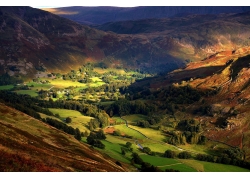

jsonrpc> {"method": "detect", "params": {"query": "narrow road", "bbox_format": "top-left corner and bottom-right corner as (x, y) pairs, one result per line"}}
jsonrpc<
(48, 86), (54, 91)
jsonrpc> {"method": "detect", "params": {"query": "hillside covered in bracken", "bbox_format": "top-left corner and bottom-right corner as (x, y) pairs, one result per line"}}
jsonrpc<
(0, 103), (126, 172)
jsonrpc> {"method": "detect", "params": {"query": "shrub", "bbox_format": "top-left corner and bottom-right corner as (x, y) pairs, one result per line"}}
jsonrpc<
(65, 117), (72, 123)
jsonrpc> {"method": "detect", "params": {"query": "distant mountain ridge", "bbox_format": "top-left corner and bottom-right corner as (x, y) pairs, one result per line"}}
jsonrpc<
(1, 6), (250, 78)
(42, 6), (250, 25)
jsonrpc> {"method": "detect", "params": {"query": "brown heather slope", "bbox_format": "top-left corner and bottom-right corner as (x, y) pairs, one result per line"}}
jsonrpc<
(0, 103), (126, 172)
(173, 49), (250, 160)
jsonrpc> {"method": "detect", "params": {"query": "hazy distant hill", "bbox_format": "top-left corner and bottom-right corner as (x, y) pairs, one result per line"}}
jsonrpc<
(42, 6), (250, 25)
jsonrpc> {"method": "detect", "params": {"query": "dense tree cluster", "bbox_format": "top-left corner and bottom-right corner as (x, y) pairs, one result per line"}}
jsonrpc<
(163, 119), (206, 145)
(107, 99), (157, 116)
(86, 130), (106, 149)
(195, 148), (250, 170)
(0, 73), (23, 85)
(43, 117), (77, 136)
(178, 151), (192, 159)
(195, 154), (214, 162)
(163, 150), (176, 158)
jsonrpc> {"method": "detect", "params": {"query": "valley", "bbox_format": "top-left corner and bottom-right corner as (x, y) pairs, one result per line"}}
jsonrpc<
(1, 6), (250, 172)
(2, 52), (250, 171)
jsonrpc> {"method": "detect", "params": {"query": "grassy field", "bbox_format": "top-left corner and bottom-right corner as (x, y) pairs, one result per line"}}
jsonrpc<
(129, 125), (166, 142)
(47, 79), (87, 88)
(48, 108), (83, 118)
(112, 116), (126, 124)
(122, 114), (148, 124)
(140, 154), (179, 166)
(141, 140), (180, 152)
(114, 125), (146, 140)
(15, 90), (38, 97)
(26, 82), (52, 90)
(90, 77), (103, 82)
(140, 154), (197, 172)
(48, 108), (92, 132)
(0, 85), (14, 90)
(100, 136), (132, 163)
(179, 159), (250, 172)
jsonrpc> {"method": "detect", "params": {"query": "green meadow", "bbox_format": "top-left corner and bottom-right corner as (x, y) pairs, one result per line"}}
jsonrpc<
(48, 108), (92, 132)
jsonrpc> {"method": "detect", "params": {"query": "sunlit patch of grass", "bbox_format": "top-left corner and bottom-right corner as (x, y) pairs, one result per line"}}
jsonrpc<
(48, 79), (87, 88)
(69, 116), (92, 133)
(128, 125), (166, 142)
(141, 140), (179, 152)
(114, 125), (146, 140)
(48, 108), (92, 133)
(112, 116), (126, 124)
(48, 108), (83, 118)
(90, 77), (102, 82)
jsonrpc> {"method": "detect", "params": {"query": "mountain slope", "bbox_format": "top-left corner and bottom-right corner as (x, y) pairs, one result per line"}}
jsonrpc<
(95, 12), (250, 60)
(2, 7), (250, 78)
(0, 6), (186, 77)
(0, 102), (126, 172)
(129, 47), (250, 160)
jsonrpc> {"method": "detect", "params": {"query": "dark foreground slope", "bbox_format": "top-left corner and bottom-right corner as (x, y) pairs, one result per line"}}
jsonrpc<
(0, 103), (126, 172)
